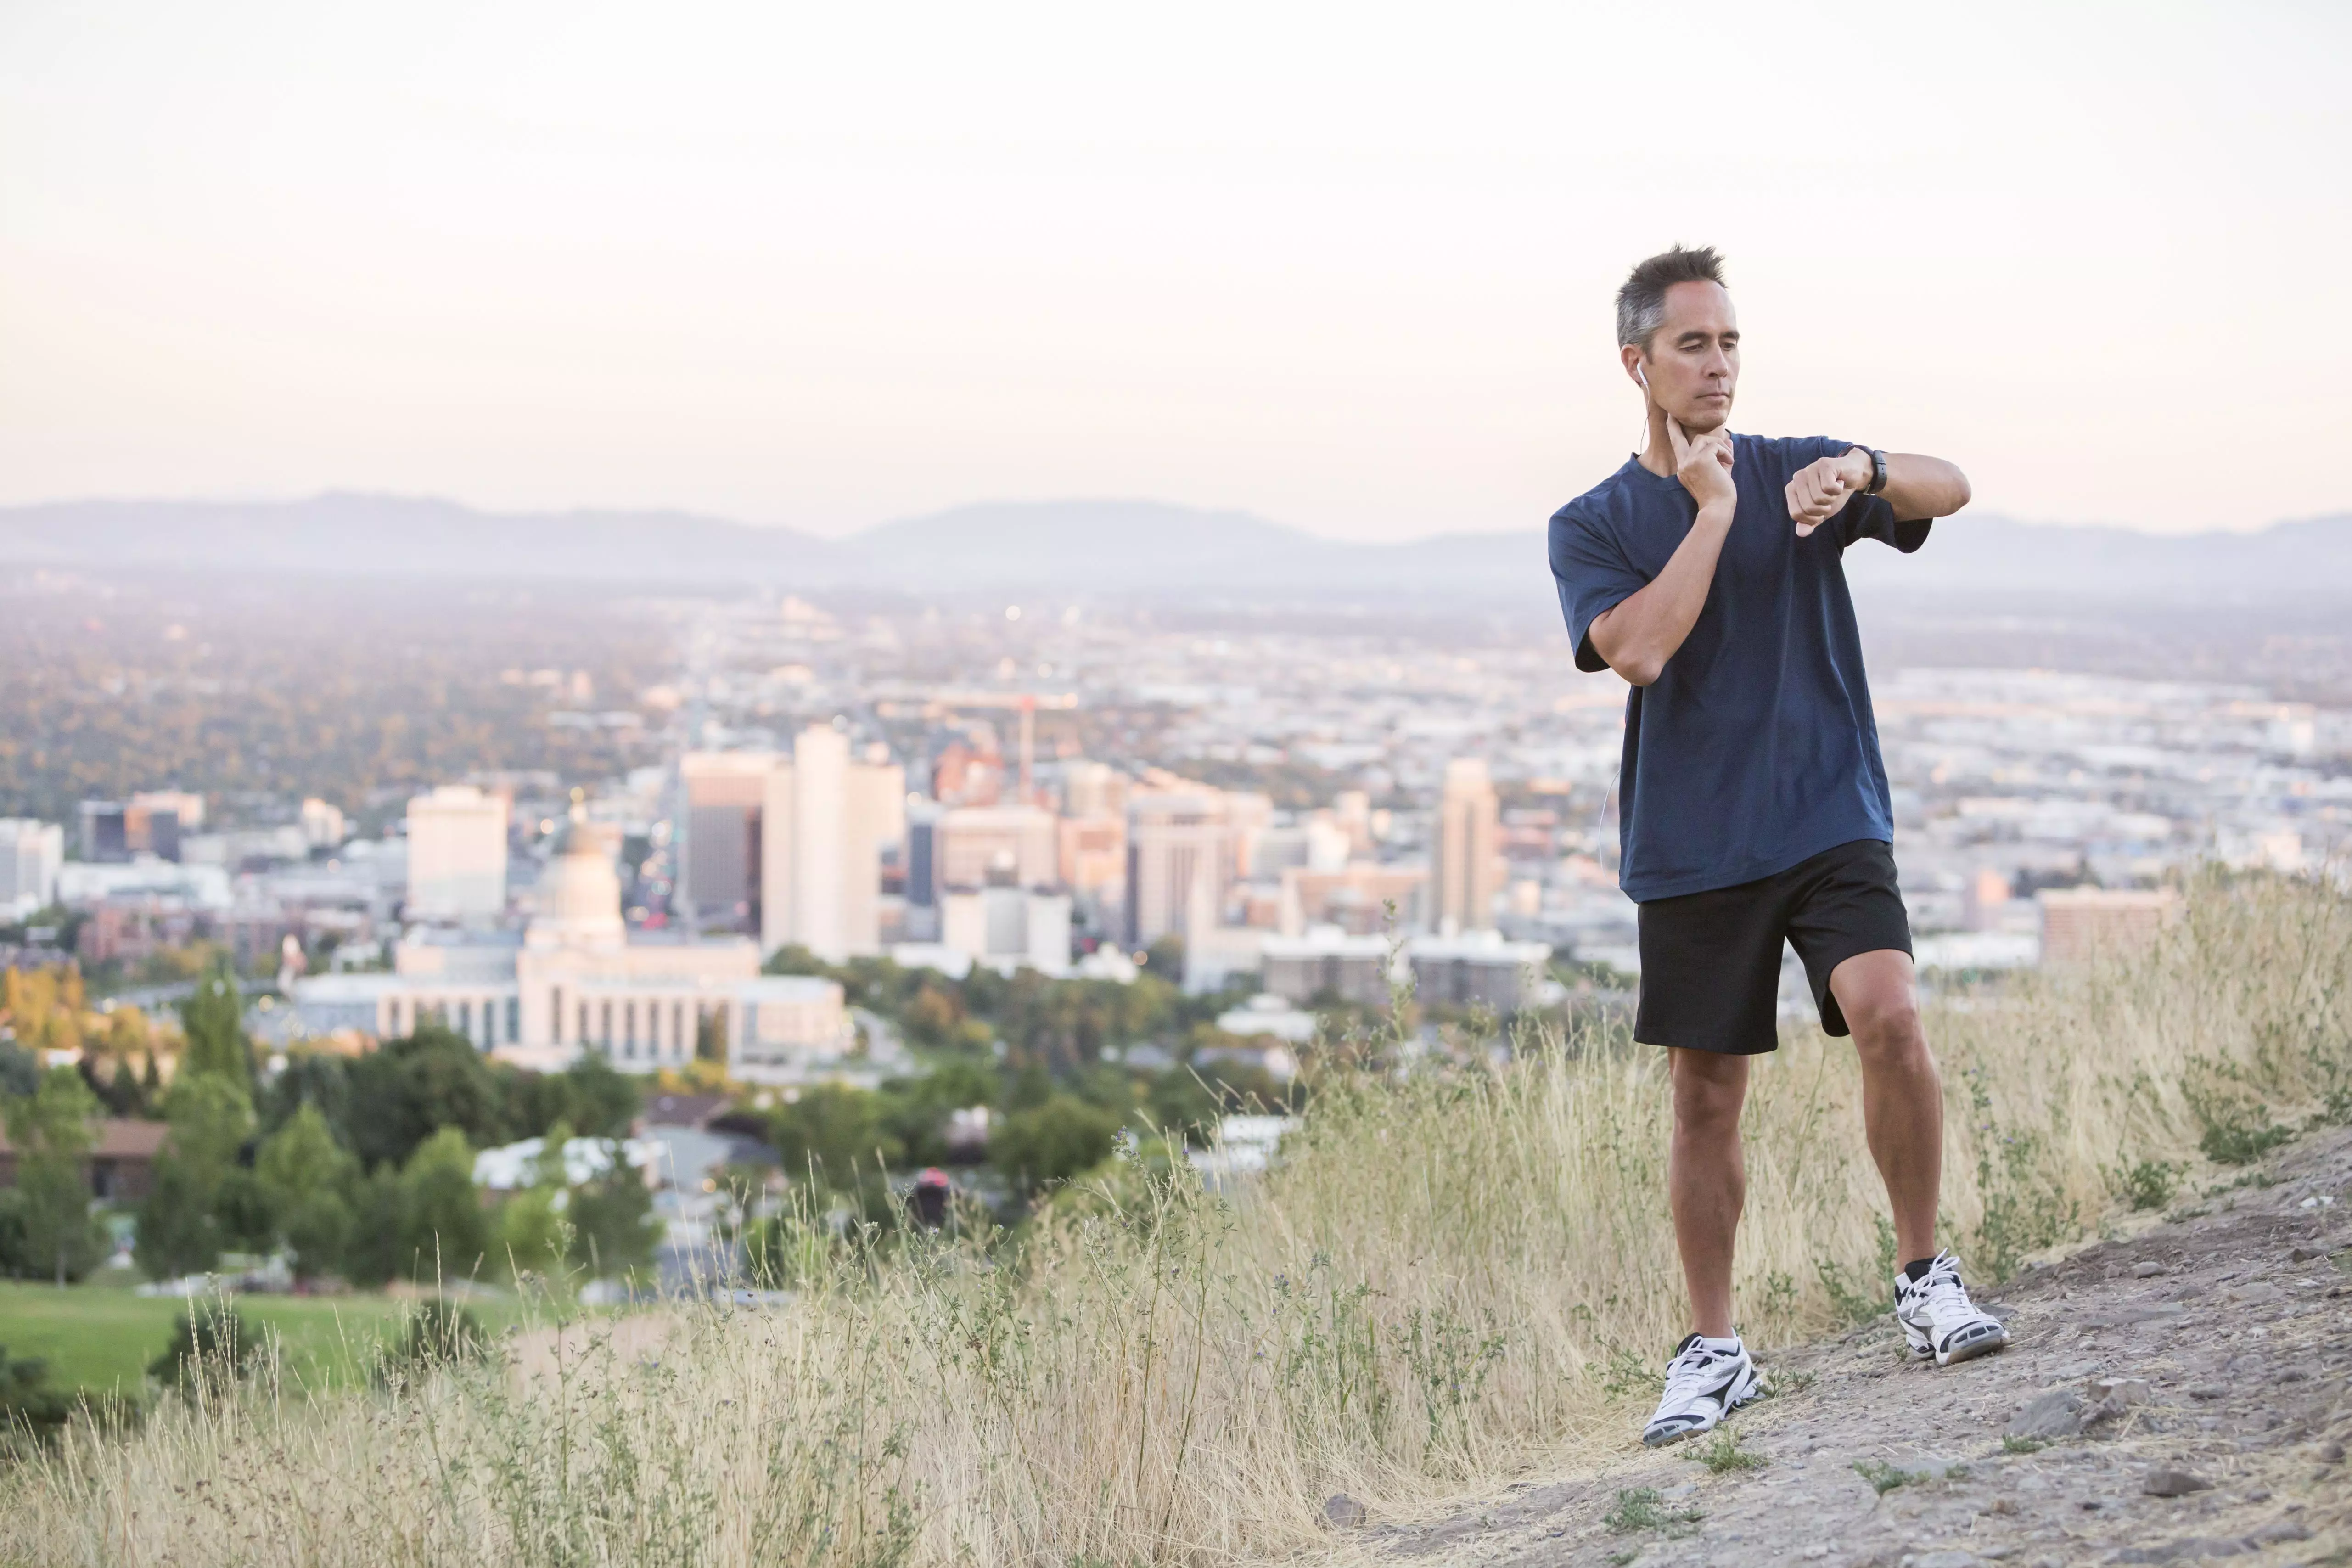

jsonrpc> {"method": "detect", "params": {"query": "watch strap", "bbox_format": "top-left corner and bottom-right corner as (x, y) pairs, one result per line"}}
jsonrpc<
(1865, 447), (1888, 495)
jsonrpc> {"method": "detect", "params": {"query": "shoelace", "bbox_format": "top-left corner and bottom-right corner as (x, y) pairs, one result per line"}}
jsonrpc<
(1909, 1251), (1971, 1312)
(1663, 1343), (1735, 1394)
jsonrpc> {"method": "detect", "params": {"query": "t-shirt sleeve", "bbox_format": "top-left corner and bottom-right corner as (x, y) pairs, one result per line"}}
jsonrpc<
(1794, 436), (1933, 554)
(1549, 505), (1649, 674)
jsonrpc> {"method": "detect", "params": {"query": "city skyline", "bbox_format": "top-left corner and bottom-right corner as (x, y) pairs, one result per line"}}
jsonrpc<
(5, 4), (2348, 542)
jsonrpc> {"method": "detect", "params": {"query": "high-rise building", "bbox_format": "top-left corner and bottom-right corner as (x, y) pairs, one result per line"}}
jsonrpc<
(679, 752), (773, 932)
(79, 792), (202, 864)
(940, 886), (1072, 976)
(1125, 793), (1230, 947)
(934, 806), (1059, 899)
(300, 798), (346, 851)
(0, 819), (64, 914)
(1061, 759), (1125, 819)
(1429, 759), (1501, 935)
(684, 727), (902, 963)
(405, 785), (511, 923)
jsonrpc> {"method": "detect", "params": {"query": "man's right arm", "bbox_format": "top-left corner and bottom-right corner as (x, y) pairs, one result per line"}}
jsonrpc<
(1589, 424), (1735, 687)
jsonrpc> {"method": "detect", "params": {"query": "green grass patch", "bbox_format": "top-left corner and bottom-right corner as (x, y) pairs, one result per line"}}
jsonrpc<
(1603, 1486), (1702, 1536)
(2001, 1435), (2045, 1454)
(0, 1281), (524, 1394)
(1682, 1428), (1768, 1474)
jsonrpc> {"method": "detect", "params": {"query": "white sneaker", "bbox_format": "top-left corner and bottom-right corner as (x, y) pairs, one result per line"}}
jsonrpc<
(1894, 1250), (2009, 1366)
(1641, 1332), (1759, 1448)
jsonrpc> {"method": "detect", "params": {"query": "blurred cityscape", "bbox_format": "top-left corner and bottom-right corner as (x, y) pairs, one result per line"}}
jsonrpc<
(5, 565), (2346, 1053)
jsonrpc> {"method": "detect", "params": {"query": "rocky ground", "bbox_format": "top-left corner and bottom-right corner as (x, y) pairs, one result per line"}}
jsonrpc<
(1344, 1124), (2352, 1567)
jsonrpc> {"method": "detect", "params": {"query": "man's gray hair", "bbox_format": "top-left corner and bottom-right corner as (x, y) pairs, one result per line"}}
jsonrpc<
(1616, 245), (1727, 351)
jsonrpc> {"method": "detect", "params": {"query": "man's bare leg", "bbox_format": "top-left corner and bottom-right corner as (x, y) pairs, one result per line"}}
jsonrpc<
(1667, 1046), (1750, 1338)
(1829, 948), (1941, 1266)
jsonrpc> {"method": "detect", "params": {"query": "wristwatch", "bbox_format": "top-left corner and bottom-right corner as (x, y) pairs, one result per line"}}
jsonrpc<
(1863, 447), (1888, 495)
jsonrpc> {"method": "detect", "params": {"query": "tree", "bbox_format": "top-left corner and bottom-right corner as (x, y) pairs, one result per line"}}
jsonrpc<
(149, 1301), (261, 1395)
(178, 963), (252, 1089)
(991, 1095), (1122, 1193)
(566, 1166), (657, 1281)
(258, 1051), (350, 1140)
(254, 1104), (359, 1281)
(0, 1040), (38, 1100)
(339, 1168), (403, 1288)
(497, 1185), (567, 1282)
(133, 1075), (254, 1281)
(394, 1128), (488, 1284)
(3, 1070), (106, 1284)
(342, 1026), (507, 1172)
(769, 1084), (902, 1189)
(504, 1058), (639, 1141)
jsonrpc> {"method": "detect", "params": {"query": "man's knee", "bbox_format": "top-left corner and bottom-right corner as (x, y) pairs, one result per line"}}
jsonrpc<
(1845, 988), (1928, 1060)
(1670, 1050), (1747, 1132)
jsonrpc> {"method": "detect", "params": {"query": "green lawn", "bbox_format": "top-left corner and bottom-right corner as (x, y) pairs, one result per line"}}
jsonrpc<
(0, 1278), (526, 1394)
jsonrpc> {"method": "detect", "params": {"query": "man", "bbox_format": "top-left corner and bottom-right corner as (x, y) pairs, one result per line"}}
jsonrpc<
(1548, 246), (2008, 1449)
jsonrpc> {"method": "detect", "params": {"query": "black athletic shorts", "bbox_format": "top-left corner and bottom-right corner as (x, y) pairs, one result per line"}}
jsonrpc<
(1633, 838), (1912, 1056)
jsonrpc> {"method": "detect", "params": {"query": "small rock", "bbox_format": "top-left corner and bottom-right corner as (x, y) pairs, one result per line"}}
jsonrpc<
(2188, 1384), (2228, 1400)
(1322, 1493), (1367, 1529)
(2240, 1486), (2271, 1503)
(1659, 1481), (1696, 1499)
(2133, 1261), (2167, 1278)
(2008, 1389), (2086, 1440)
(2288, 1245), (2322, 1262)
(2317, 1439), (2346, 1463)
(1908, 1552), (1982, 1568)
(2087, 1377), (2151, 1406)
(2141, 1467), (2213, 1497)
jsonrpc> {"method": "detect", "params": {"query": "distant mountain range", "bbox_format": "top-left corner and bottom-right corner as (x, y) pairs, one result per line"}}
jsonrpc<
(2, 491), (2346, 606)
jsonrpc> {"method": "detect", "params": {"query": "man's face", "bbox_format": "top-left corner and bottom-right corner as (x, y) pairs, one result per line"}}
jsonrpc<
(1624, 280), (1739, 433)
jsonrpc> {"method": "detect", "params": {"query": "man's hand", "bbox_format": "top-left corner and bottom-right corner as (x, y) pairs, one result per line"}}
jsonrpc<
(1785, 449), (1873, 536)
(1668, 418), (1736, 513)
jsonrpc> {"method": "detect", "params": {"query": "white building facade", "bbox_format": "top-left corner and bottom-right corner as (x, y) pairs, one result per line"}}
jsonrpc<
(404, 785), (510, 923)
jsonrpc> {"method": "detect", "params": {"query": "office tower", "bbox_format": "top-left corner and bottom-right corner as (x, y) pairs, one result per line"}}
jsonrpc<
(680, 752), (773, 932)
(1333, 790), (1374, 857)
(300, 797), (347, 850)
(79, 802), (129, 863)
(79, 793), (200, 864)
(132, 790), (205, 833)
(745, 725), (905, 963)
(1061, 759), (1124, 818)
(405, 785), (511, 923)
(0, 819), (64, 910)
(1124, 793), (1230, 947)
(1429, 759), (1500, 935)
(1225, 792), (1274, 878)
(1056, 813), (1125, 903)
(904, 802), (941, 909)
(935, 806), (1060, 899)
(940, 886), (1072, 976)
(790, 725), (847, 959)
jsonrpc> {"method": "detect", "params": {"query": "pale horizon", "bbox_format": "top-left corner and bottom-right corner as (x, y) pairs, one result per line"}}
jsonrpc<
(5, 1), (2347, 543)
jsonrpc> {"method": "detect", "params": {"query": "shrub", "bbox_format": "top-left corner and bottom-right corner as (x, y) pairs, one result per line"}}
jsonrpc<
(147, 1301), (261, 1395)
(376, 1300), (487, 1385)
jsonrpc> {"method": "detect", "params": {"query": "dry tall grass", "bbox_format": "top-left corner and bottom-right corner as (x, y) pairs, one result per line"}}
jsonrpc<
(5, 871), (2346, 1566)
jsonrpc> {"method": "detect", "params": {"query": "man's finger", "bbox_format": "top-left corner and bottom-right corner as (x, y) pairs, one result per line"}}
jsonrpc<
(1666, 419), (1692, 464)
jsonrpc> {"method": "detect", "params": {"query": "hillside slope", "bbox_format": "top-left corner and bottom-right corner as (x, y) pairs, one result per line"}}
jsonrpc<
(1353, 1128), (2352, 1567)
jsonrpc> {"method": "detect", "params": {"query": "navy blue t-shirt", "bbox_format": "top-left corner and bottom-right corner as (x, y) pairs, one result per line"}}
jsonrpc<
(1548, 434), (1930, 902)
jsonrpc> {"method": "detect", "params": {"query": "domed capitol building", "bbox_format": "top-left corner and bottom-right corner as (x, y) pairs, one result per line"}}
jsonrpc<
(292, 815), (851, 1084)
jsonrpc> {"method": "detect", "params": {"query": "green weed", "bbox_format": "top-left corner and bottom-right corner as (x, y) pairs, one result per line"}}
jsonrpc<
(2116, 1158), (2180, 1213)
(1604, 1486), (1702, 1536)
(1683, 1428), (1768, 1474)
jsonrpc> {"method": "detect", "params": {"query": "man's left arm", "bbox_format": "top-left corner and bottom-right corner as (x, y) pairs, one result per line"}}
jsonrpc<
(1787, 449), (1972, 537)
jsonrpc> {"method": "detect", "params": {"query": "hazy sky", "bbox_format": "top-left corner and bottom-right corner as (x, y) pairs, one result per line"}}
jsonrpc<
(4, 2), (2347, 541)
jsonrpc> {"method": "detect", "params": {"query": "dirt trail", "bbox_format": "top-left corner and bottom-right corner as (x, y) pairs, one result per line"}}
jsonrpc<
(1344, 1124), (2352, 1567)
